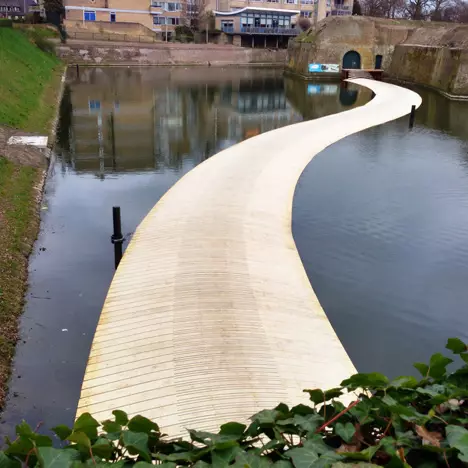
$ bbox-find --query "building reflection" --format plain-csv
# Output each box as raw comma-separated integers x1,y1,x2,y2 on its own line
56,67,369,177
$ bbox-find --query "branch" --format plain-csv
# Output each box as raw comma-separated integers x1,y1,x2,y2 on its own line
315,399,360,434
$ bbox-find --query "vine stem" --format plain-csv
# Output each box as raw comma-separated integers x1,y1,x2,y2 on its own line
443,450,451,468
25,447,37,466
315,399,360,434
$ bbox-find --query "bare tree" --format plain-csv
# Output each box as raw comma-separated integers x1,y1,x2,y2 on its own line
298,17,312,31
181,0,208,34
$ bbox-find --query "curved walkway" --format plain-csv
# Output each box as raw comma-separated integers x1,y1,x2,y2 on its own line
76,79,422,437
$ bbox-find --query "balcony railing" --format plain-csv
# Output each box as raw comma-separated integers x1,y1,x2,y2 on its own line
221,25,234,33
330,8,351,15
239,26,299,35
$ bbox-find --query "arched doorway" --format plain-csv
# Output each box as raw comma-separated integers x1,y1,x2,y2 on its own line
342,50,361,69
375,54,383,69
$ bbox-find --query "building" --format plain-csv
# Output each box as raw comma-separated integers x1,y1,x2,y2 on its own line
63,0,351,44
0,0,38,18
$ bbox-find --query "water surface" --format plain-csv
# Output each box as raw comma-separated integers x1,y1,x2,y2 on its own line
1,67,468,438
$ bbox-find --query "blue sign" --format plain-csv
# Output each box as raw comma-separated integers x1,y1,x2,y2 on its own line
308,63,340,73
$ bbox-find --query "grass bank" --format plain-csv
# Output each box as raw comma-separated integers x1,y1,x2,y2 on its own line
0,26,63,407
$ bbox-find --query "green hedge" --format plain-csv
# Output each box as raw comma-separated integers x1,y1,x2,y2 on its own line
0,19,13,27
2,338,468,467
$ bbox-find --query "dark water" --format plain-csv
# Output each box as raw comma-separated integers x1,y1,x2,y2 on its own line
1,66,468,438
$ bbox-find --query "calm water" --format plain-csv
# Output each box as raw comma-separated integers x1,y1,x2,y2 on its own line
1,67,468,438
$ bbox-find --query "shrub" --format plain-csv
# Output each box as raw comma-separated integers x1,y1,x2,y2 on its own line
0,19,13,28
298,17,312,32
2,338,468,466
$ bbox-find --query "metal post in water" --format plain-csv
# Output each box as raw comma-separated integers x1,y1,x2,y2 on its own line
111,206,124,269
409,105,416,129
76,63,79,78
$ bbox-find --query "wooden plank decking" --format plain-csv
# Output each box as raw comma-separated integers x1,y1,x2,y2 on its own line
76,79,422,438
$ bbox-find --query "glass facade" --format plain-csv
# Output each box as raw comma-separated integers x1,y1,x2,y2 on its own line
240,12,292,28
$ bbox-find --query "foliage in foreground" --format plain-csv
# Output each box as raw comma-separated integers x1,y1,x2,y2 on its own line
3,338,468,467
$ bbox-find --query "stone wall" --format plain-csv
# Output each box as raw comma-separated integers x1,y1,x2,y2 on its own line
287,17,413,77
57,42,287,66
387,45,468,97
64,19,157,38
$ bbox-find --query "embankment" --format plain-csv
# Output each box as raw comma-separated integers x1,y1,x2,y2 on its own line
56,40,287,66
0,27,63,408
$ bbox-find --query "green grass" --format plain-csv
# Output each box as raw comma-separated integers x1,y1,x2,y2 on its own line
0,157,41,405
0,27,61,131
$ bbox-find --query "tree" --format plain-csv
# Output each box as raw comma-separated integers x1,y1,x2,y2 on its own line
297,17,312,31
353,0,363,14
181,0,209,40
44,0,63,25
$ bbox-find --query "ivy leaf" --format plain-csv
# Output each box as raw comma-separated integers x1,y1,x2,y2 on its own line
122,430,151,462
212,446,242,468
219,422,246,438
4,436,34,456
311,452,343,468
234,452,272,468
414,363,429,378
37,446,79,467
91,438,114,460
52,425,72,441
15,421,33,437
332,463,381,467
291,404,315,416
389,376,419,389
446,425,468,462
337,445,379,462
293,414,323,434
101,420,121,434
286,444,319,468
303,389,324,405
112,410,128,426
324,388,342,401
128,415,159,434
341,373,389,390
250,410,280,425
73,413,100,440
428,353,453,379
274,403,290,414
446,338,467,354
67,431,91,449
335,422,355,443
0,452,21,467
273,461,293,468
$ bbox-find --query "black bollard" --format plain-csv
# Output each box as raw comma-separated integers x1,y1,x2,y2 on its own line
111,206,124,269
409,105,416,129
76,63,80,78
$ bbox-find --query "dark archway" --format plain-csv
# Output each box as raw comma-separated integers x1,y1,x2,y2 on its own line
342,50,361,69
375,54,383,69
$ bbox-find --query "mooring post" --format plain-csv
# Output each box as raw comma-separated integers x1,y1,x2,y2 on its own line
76,63,79,78
409,105,416,129
111,206,124,269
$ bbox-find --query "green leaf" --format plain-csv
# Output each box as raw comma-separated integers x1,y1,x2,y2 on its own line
274,462,293,468
128,415,159,434
414,363,429,377
332,463,381,468
112,410,128,426
122,430,151,462
324,388,342,401
311,452,343,468
291,404,315,416
460,353,468,364
234,452,272,468
428,353,453,379
446,338,467,354
250,409,280,425
212,446,242,468
4,436,34,456
67,431,91,449
446,425,468,462
15,421,33,437
52,425,72,441
0,452,21,468
293,414,323,434
91,438,113,460
341,373,389,390
389,376,419,389
303,389,324,405
101,420,121,434
335,422,355,443
219,422,246,438
286,445,319,468
37,446,79,468
337,445,379,462
193,462,211,468
274,403,290,414
73,413,100,440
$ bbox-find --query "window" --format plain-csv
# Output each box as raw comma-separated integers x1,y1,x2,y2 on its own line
167,16,179,24
110,11,116,21
152,1,164,6
88,99,101,111
300,10,312,16
301,0,314,4
166,2,181,11
84,10,96,21
153,15,166,24
286,0,297,4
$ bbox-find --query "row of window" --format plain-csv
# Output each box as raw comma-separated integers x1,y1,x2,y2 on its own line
84,10,116,21
153,15,180,24
240,12,292,28
0,6,20,11
151,2,182,10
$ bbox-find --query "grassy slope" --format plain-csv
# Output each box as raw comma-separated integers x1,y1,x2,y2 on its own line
0,27,61,406
0,27,60,131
